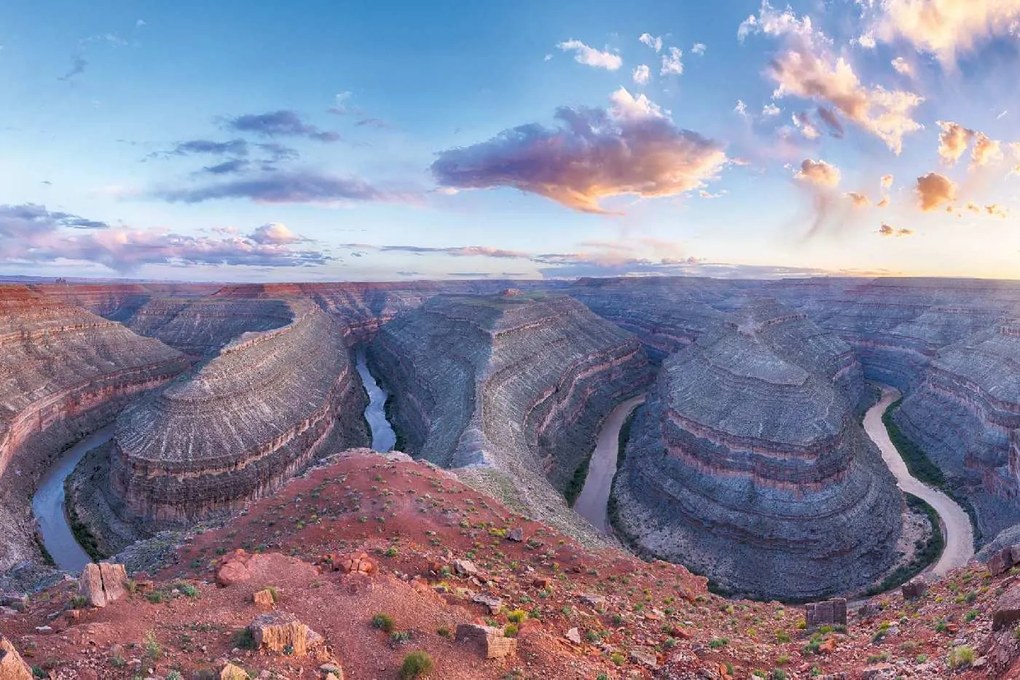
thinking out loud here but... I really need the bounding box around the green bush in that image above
[399,651,434,679]
[372,613,396,633]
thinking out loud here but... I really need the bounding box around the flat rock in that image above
[0,637,33,680]
[455,623,517,659]
[993,584,1020,631]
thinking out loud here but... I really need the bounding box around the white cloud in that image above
[639,32,663,52]
[556,39,622,70]
[660,46,683,75]
[632,64,651,85]
[691,42,707,55]
[795,158,841,187]
[762,102,781,116]
[890,56,913,76]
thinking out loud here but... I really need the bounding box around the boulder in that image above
[471,593,503,615]
[453,559,479,577]
[78,562,129,608]
[0,637,33,680]
[901,578,928,599]
[630,647,659,669]
[565,627,581,644]
[216,550,253,587]
[248,612,324,657]
[805,598,847,629]
[220,662,249,679]
[993,584,1020,631]
[455,623,517,659]
[253,588,276,608]
[988,545,1020,576]
[507,527,524,542]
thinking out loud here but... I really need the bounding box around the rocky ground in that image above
[2,449,1018,679]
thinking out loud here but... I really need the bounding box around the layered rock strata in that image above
[369,291,651,539]
[77,299,368,538]
[613,305,902,599]
[0,286,186,570]
[895,320,1020,536]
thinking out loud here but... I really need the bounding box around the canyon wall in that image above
[894,320,1020,537]
[612,301,902,600]
[368,291,651,539]
[77,299,369,543]
[0,286,188,570]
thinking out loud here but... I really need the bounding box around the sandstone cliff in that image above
[612,302,902,599]
[369,291,651,540]
[0,286,187,570]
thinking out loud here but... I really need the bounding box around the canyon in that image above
[367,290,652,540]
[3,276,1020,601]
[611,300,903,599]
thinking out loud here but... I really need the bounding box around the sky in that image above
[1,0,1019,282]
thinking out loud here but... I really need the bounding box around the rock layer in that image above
[369,291,651,538]
[895,320,1020,536]
[84,299,368,530]
[0,285,186,570]
[613,302,902,599]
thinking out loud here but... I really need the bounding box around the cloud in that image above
[741,1,923,154]
[986,203,1008,218]
[58,56,88,82]
[890,56,913,76]
[870,0,1020,66]
[971,132,1003,168]
[0,204,331,271]
[202,159,250,175]
[639,33,663,52]
[632,64,651,85]
[792,111,820,139]
[430,87,726,213]
[847,192,872,207]
[691,43,707,56]
[249,222,303,245]
[937,121,974,164]
[762,103,781,116]
[556,39,622,70]
[916,172,957,211]
[878,223,914,236]
[154,169,390,204]
[350,244,531,259]
[660,46,683,75]
[735,100,750,118]
[795,159,841,187]
[226,110,340,142]
[881,174,894,189]
[173,139,249,156]
[816,106,845,138]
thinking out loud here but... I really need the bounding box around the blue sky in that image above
[1,0,1019,281]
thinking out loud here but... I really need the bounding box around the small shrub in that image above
[372,613,396,633]
[709,637,729,649]
[610,652,626,665]
[232,627,256,650]
[146,590,165,604]
[504,623,519,637]
[399,651,433,679]
[176,582,199,598]
[507,609,527,624]
[143,631,161,660]
[775,630,791,643]
[437,626,452,638]
[948,645,975,669]
[70,595,88,609]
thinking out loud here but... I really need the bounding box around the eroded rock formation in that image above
[0,285,186,570]
[72,299,368,548]
[369,292,651,538]
[895,319,1020,536]
[612,302,902,599]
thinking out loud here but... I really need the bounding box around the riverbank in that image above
[863,385,975,576]
[572,395,644,534]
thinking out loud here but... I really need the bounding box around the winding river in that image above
[573,395,645,534]
[32,426,113,573]
[863,385,975,576]
[356,348,397,452]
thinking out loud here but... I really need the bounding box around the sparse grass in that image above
[372,613,396,633]
[399,651,434,679]
[175,582,199,598]
[948,645,975,669]
[143,631,161,660]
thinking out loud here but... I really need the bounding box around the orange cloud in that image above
[795,159,841,187]
[971,132,1003,168]
[847,192,871,207]
[916,172,957,211]
[878,223,913,237]
[937,121,974,165]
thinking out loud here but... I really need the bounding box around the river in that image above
[863,385,975,576]
[573,395,645,534]
[32,425,113,573]
[356,348,397,452]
